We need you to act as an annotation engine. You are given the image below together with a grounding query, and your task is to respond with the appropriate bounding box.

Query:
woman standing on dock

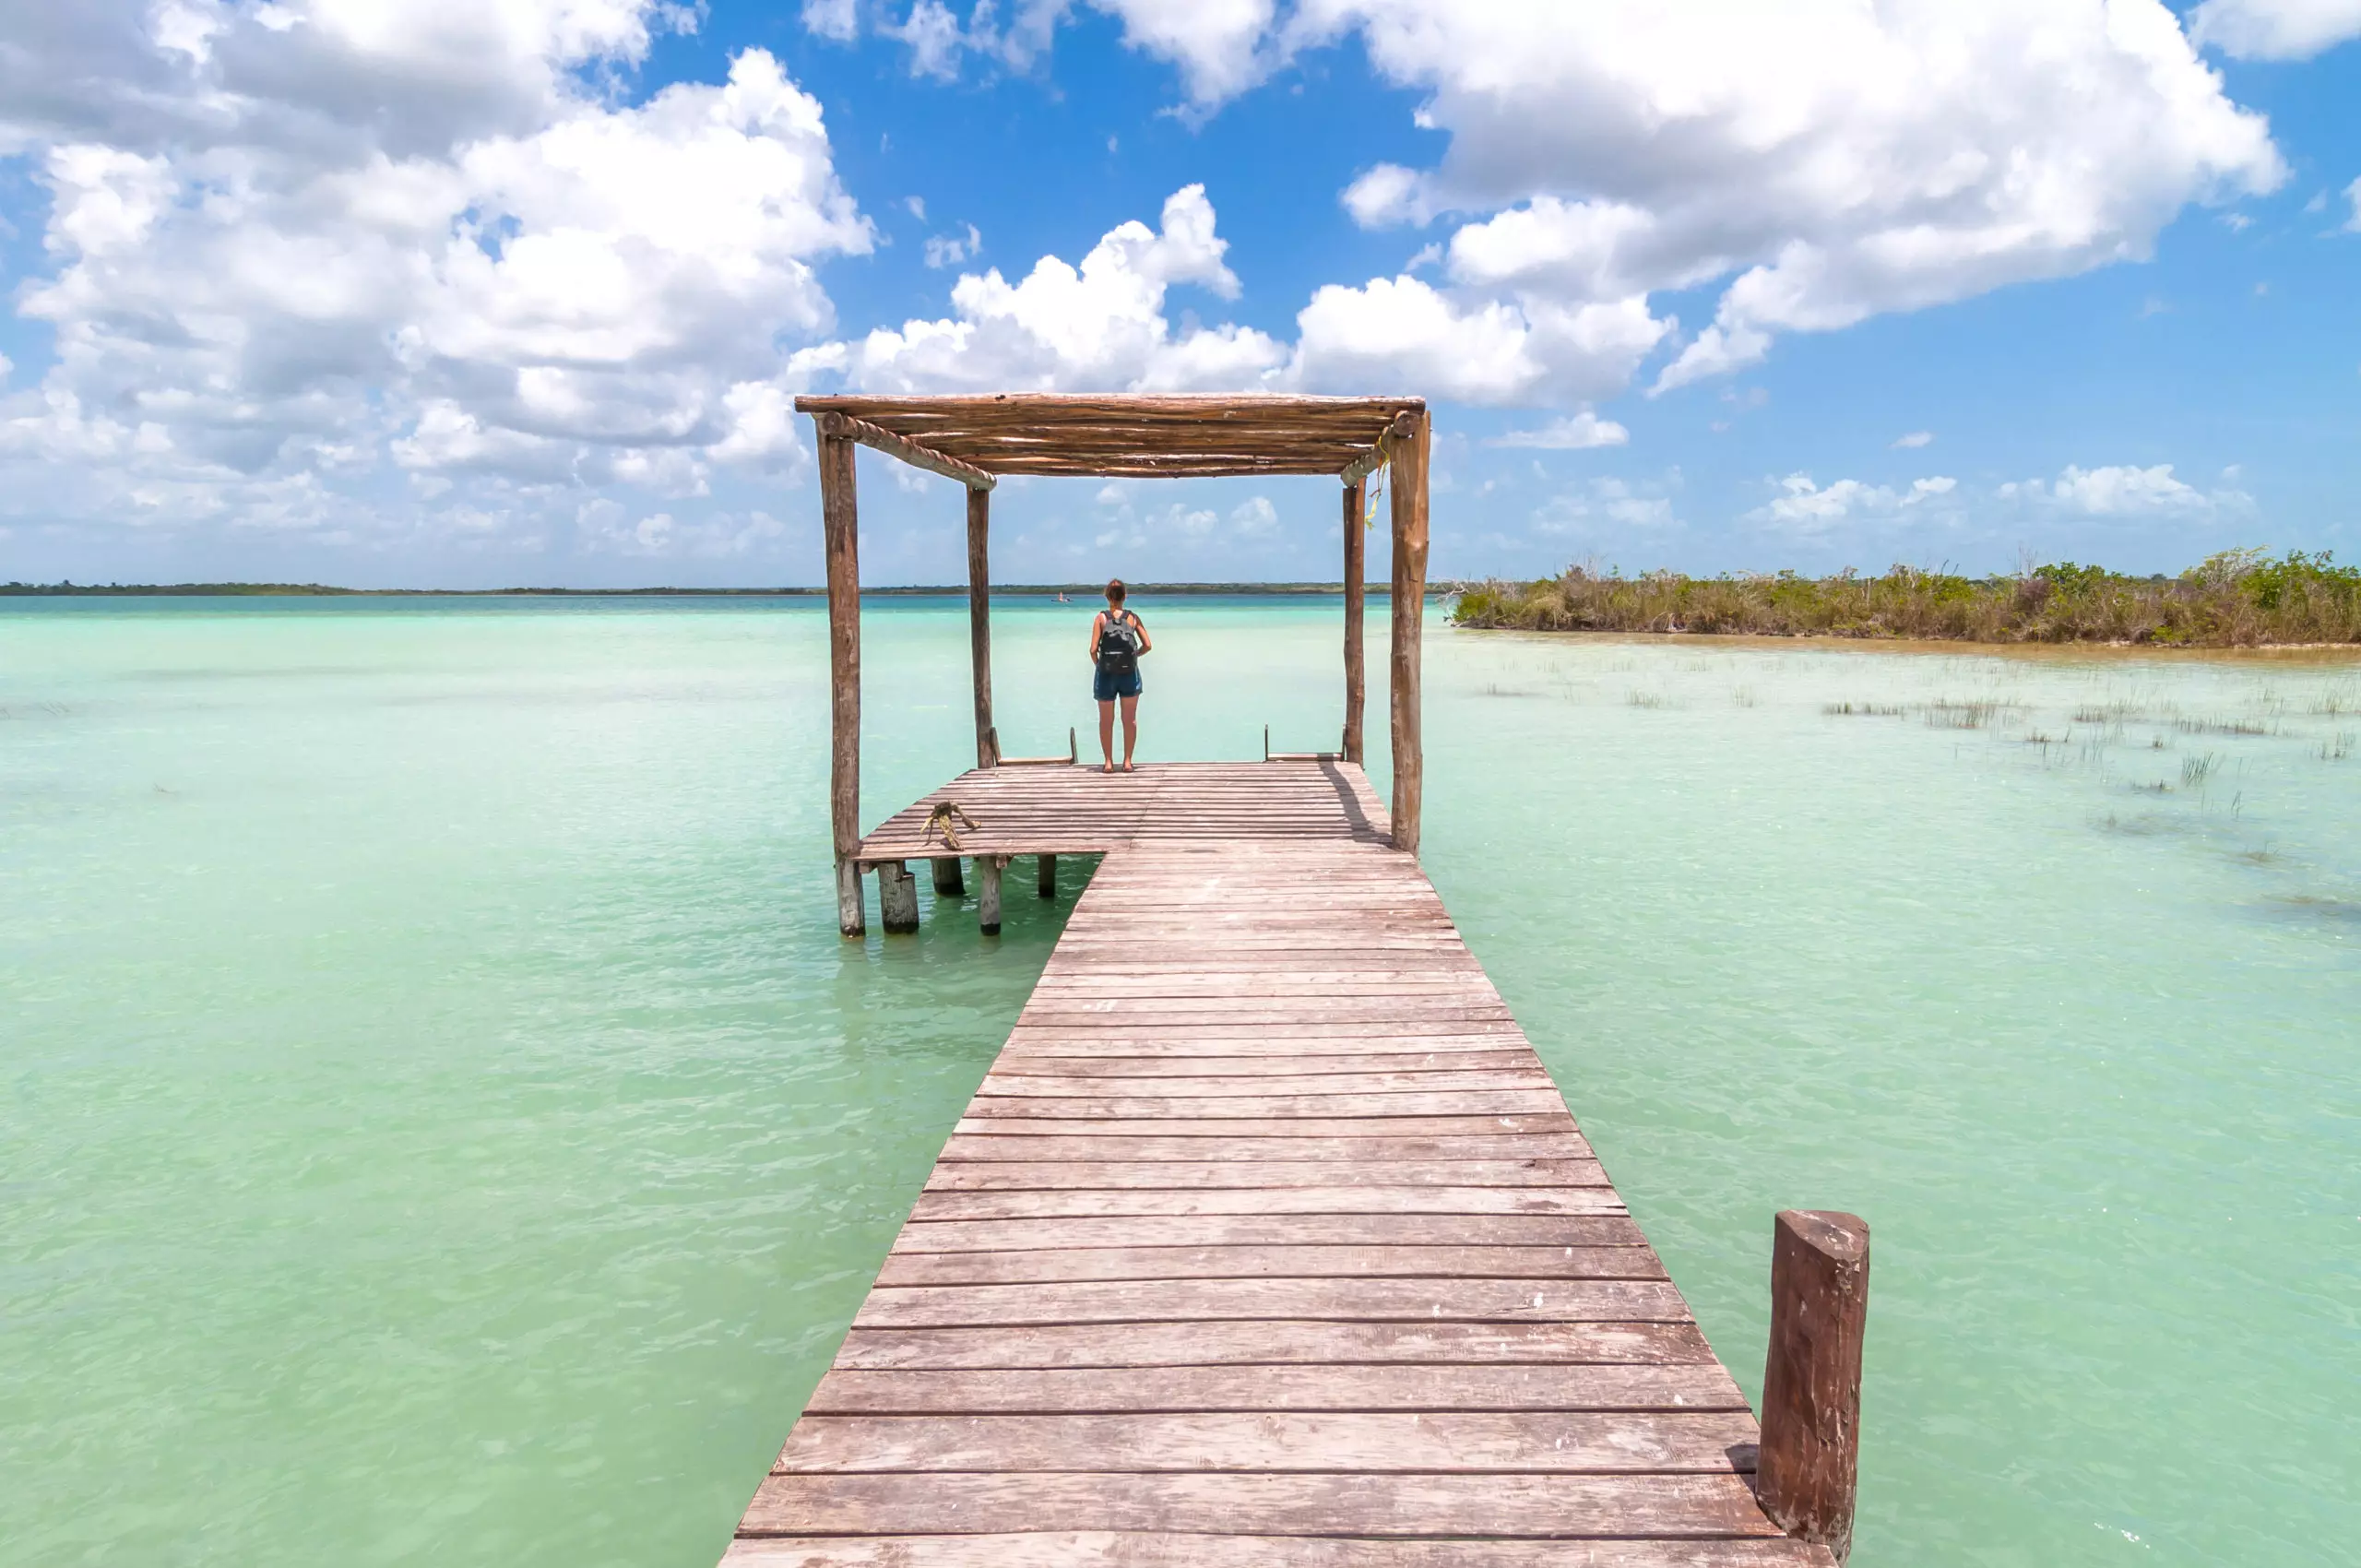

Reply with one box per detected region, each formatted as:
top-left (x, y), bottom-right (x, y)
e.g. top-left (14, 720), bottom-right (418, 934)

top-left (1089, 578), bottom-right (1151, 773)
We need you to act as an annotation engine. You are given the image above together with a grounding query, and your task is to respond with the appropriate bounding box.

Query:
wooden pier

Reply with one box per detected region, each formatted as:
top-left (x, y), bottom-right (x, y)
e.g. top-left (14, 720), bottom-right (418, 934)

top-left (726, 763), bottom-right (1846, 1565)
top-left (733, 394), bottom-right (1869, 1564)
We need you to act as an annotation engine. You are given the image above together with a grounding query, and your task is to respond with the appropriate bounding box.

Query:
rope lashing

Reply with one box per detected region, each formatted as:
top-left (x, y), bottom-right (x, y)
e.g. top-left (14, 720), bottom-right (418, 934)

top-left (922, 801), bottom-right (980, 851)
top-left (1362, 427), bottom-right (1394, 530)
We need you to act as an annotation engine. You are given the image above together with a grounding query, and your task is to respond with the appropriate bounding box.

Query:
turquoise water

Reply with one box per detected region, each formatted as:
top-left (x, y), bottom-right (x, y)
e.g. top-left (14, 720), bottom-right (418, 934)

top-left (3, 596), bottom-right (2355, 1566)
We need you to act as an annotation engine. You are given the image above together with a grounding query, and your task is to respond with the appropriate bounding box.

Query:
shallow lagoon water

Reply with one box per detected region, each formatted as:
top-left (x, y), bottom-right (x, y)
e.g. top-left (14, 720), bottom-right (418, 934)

top-left (3, 596), bottom-right (2355, 1566)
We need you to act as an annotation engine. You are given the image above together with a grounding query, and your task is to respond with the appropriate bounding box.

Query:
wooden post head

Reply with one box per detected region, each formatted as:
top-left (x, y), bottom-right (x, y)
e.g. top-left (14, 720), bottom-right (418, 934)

top-left (1758, 1208), bottom-right (1869, 1562)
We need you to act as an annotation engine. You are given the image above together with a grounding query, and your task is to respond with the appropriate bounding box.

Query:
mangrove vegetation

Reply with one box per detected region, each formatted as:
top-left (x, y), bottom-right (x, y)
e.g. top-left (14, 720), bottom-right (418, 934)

top-left (1450, 551), bottom-right (2361, 647)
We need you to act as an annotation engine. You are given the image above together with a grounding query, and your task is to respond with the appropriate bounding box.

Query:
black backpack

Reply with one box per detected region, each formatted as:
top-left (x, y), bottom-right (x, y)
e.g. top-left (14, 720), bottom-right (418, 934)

top-left (1097, 609), bottom-right (1141, 676)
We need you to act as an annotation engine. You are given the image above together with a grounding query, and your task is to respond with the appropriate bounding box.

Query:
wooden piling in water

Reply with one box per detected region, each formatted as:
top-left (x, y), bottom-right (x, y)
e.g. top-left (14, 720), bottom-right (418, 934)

top-left (1758, 1208), bottom-right (1870, 1562)
top-left (877, 861), bottom-right (919, 933)
top-left (931, 856), bottom-right (965, 897)
top-left (967, 487), bottom-right (995, 769)
top-left (1342, 476), bottom-right (1365, 765)
top-left (1037, 853), bottom-right (1057, 899)
top-left (977, 856), bottom-right (1003, 935)
top-left (819, 430), bottom-right (863, 936)
top-left (1388, 410), bottom-right (1430, 856)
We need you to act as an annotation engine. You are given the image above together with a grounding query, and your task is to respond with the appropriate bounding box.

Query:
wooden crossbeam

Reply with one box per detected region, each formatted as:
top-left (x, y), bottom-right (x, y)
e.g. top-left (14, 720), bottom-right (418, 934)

top-left (817, 411), bottom-right (997, 491)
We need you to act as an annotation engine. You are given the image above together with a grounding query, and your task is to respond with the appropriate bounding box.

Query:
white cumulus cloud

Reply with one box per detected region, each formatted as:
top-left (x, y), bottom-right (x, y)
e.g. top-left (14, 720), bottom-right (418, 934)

top-left (807, 184), bottom-right (1287, 393)
top-left (925, 223), bottom-right (983, 268)
top-left (1489, 412), bottom-right (1631, 450)
top-left (0, 3), bottom-right (871, 551)
top-left (2027, 463), bottom-right (2224, 516)
top-left (992, 0), bottom-right (2286, 405)
top-left (2189, 0), bottom-right (2361, 58)
top-left (1750, 472), bottom-right (1958, 532)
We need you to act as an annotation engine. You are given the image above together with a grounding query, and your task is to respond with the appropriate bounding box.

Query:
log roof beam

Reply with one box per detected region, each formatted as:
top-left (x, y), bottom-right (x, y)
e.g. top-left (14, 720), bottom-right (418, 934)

top-left (796, 394), bottom-right (1423, 481)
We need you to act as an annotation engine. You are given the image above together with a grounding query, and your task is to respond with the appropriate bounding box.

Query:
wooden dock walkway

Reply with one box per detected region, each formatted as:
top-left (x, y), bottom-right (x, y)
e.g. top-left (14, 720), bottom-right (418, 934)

top-left (725, 761), bottom-right (1837, 1567)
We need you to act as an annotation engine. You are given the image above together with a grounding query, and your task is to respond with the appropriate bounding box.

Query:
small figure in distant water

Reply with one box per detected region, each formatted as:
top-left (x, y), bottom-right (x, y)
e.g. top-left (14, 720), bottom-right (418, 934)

top-left (1055, 590), bottom-right (1070, 602)
top-left (1088, 578), bottom-right (1151, 773)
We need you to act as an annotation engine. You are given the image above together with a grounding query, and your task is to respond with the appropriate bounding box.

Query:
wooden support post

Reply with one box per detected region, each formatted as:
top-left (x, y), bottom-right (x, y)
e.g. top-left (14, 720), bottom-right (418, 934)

top-left (931, 856), bottom-right (965, 897)
top-left (977, 856), bottom-right (1003, 936)
top-left (820, 429), bottom-right (864, 935)
top-left (877, 861), bottom-right (919, 932)
top-left (1759, 1209), bottom-right (1871, 1563)
top-left (1037, 853), bottom-right (1057, 899)
top-left (1343, 477), bottom-right (1365, 765)
top-left (1388, 410), bottom-right (1430, 855)
top-left (967, 486), bottom-right (996, 768)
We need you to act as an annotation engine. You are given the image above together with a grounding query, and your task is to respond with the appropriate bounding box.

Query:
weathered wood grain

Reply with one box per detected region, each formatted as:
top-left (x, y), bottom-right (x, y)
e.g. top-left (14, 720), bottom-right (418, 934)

top-left (922, 1158), bottom-right (1608, 1191)
top-left (806, 1361), bottom-right (1744, 1414)
top-left (966, 486), bottom-right (994, 767)
top-left (1389, 410), bottom-right (1430, 853)
top-left (905, 1186), bottom-right (1628, 1221)
top-left (874, 1243), bottom-right (1661, 1287)
top-left (935, 1133), bottom-right (1593, 1161)
top-left (773, 1409), bottom-right (1762, 1473)
top-left (850, 1277), bottom-right (1688, 1329)
top-left (888, 1212), bottom-right (1647, 1253)
top-left (819, 431), bottom-right (863, 937)
top-left (1343, 476), bottom-right (1366, 764)
top-left (724, 1536), bottom-right (1835, 1568)
top-left (741, 1472), bottom-right (1786, 1538)
top-left (832, 1319), bottom-right (1722, 1371)
top-left (1757, 1210), bottom-right (1870, 1563)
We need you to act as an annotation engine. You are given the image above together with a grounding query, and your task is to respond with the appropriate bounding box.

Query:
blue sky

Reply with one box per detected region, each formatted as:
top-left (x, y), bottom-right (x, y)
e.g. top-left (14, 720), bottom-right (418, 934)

top-left (0, 0), bottom-right (2356, 588)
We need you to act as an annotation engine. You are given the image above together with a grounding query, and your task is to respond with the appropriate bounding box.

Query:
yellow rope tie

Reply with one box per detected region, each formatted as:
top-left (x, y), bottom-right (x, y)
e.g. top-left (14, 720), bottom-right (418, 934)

top-left (922, 801), bottom-right (979, 851)
top-left (1362, 429), bottom-right (1393, 529)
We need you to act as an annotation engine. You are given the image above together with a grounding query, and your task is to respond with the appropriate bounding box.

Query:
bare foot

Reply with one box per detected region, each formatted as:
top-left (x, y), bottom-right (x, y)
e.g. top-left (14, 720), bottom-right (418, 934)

top-left (1122, 760), bottom-right (1135, 772)
top-left (1101, 762), bottom-right (1116, 774)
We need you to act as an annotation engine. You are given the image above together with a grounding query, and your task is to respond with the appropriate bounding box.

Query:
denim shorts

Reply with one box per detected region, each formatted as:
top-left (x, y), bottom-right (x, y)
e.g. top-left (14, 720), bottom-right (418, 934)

top-left (1093, 667), bottom-right (1144, 703)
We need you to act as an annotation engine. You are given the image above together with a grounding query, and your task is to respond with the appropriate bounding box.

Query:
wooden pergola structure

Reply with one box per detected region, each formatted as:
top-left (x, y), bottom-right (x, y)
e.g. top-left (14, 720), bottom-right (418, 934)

top-left (796, 393), bottom-right (1431, 935)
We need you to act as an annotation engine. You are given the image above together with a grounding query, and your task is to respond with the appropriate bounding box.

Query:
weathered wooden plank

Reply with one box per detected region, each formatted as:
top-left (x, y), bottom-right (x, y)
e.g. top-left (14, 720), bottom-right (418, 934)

top-left (951, 1115), bottom-right (1582, 1140)
top-left (775, 1410), bottom-right (1762, 1474)
top-left (907, 1187), bottom-right (1629, 1221)
top-left (958, 1091), bottom-right (1571, 1119)
top-left (851, 1278), bottom-right (1688, 1328)
top-left (999, 1028), bottom-right (1528, 1050)
top-left (922, 1159), bottom-right (1609, 1191)
top-left (805, 1361), bottom-right (1743, 1415)
top-left (741, 1472), bottom-right (1786, 1538)
top-left (724, 1536), bottom-right (1834, 1568)
top-left (889, 1213), bottom-right (1647, 1253)
top-left (833, 1319), bottom-right (1721, 1371)
top-left (875, 1244), bottom-right (1666, 1286)
top-left (936, 1134), bottom-right (1593, 1162)
top-left (978, 1072), bottom-right (1557, 1099)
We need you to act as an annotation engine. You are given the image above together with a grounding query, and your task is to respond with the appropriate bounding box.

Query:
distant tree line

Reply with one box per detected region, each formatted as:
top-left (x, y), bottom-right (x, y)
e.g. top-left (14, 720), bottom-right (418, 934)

top-left (1449, 552), bottom-right (2361, 646)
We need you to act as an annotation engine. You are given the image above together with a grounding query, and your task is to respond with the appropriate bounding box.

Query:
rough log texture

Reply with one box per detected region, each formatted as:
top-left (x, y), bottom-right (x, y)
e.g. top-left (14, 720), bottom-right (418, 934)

top-left (792, 395), bottom-right (1425, 480)
top-left (1038, 853), bottom-right (1058, 900)
top-left (1388, 412), bottom-right (1430, 855)
top-left (1343, 479), bottom-right (1365, 765)
top-left (967, 487), bottom-right (996, 768)
top-left (817, 411), bottom-right (995, 491)
top-left (1757, 1210), bottom-right (1869, 1563)
top-left (821, 431), bottom-right (864, 936)
top-left (878, 861), bottom-right (919, 933)
top-left (931, 857), bottom-right (966, 897)
top-left (978, 856), bottom-right (1003, 936)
